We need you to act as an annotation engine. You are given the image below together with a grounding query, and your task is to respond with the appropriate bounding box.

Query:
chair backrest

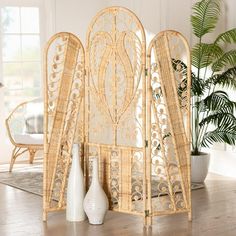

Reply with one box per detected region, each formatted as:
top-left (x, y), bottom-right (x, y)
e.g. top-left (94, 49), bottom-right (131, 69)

top-left (6, 98), bottom-right (43, 145)
top-left (24, 99), bottom-right (43, 134)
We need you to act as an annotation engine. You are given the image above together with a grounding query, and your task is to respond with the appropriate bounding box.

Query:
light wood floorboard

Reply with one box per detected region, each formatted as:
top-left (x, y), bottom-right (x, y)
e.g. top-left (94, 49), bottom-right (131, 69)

top-left (0, 174), bottom-right (236, 236)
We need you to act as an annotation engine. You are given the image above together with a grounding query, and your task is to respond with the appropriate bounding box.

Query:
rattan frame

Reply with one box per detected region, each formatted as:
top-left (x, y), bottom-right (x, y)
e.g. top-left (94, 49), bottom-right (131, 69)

top-left (43, 7), bottom-right (191, 226)
top-left (5, 99), bottom-right (43, 172)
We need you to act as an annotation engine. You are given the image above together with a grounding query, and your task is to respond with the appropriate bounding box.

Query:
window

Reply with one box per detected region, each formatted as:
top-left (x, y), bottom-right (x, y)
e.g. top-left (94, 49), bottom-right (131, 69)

top-left (0, 1), bottom-right (43, 113)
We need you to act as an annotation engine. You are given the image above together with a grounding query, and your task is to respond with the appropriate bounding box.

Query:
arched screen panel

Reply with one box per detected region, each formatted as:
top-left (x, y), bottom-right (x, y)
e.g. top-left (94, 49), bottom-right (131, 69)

top-left (43, 32), bottom-right (85, 220)
top-left (147, 30), bottom-right (191, 220)
top-left (85, 7), bottom-right (147, 215)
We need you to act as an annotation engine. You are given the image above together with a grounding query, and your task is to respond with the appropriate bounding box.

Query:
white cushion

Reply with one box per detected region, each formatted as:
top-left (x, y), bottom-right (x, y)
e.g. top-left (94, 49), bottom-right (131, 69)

top-left (24, 101), bottom-right (44, 134)
top-left (14, 134), bottom-right (43, 145)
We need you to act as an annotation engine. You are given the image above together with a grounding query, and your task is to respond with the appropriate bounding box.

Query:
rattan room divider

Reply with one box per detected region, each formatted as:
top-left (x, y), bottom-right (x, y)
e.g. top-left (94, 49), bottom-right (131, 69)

top-left (43, 7), bottom-right (191, 226)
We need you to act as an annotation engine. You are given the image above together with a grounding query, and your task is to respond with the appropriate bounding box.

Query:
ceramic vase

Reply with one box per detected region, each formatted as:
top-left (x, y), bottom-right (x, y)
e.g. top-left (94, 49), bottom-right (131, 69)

top-left (83, 157), bottom-right (109, 225)
top-left (66, 144), bottom-right (86, 222)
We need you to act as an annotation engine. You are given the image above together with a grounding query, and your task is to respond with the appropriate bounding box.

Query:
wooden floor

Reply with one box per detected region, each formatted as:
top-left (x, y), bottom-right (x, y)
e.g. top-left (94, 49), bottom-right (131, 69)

top-left (0, 174), bottom-right (236, 236)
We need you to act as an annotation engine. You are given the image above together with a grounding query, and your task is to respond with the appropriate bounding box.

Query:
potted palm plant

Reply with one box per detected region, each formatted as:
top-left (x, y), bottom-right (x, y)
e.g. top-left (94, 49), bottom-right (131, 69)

top-left (190, 0), bottom-right (236, 182)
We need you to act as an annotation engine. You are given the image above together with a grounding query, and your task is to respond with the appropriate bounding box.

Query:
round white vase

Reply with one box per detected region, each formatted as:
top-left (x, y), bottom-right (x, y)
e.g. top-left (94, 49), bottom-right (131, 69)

top-left (83, 157), bottom-right (109, 225)
top-left (66, 144), bottom-right (86, 222)
top-left (191, 152), bottom-right (210, 183)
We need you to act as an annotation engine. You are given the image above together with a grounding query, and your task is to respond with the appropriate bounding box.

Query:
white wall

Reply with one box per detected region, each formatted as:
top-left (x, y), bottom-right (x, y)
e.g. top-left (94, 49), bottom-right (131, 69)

top-left (42, 0), bottom-right (236, 52)
top-left (105, 0), bottom-right (192, 45)
top-left (209, 148), bottom-right (236, 178)
top-left (1, 0), bottom-right (235, 174)
top-left (49, 0), bottom-right (106, 43)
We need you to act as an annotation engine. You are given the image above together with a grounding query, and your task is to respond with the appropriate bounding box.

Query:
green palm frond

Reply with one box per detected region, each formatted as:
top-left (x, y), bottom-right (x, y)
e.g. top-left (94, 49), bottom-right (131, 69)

top-left (197, 90), bottom-right (236, 112)
top-left (191, 0), bottom-right (221, 38)
top-left (190, 0), bottom-right (236, 153)
top-left (206, 67), bottom-right (236, 89)
top-left (192, 76), bottom-right (205, 96)
top-left (200, 112), bottom-right (236, 127)
top-left (212, 50), bottom-right (236, 72)
top-left (214, 28), bottom-right (236, 44)
top-left (191, 43), bottom-right (223, 69)
top-left (202, 126), bottom-right (236, 147)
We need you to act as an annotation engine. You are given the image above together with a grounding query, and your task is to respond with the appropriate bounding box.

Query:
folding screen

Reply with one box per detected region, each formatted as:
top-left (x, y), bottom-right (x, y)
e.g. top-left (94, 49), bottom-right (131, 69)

top-left (43, 7), bottom-right (191, 226)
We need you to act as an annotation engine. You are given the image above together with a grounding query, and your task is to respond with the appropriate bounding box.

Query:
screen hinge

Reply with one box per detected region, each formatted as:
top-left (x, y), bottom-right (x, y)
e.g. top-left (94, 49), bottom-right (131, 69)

top-left (145, 140), bottom-right (148, 147)
top-left (145, 68), bottom-right (148, 76)
top-left (145, 210), bottom-right (150, 217)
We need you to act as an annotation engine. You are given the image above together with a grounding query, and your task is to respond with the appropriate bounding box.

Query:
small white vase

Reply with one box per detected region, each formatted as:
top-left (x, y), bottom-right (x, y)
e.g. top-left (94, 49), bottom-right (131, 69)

top-left (83, 157), bottom-right (109, 225)
top-left (66, 144), bottom-right (86, 222)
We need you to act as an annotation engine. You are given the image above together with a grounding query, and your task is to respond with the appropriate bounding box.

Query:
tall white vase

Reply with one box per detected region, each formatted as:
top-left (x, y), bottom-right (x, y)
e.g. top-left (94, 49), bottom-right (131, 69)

top-left (83, 157), bottom-right (109, 225)
top-left (66, 144), bottom-right (86, 222)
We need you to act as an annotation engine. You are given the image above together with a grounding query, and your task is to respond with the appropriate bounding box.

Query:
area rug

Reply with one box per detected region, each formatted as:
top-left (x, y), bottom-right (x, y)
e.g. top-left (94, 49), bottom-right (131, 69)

top-left (0, 160), bottom-right (43, 195)
top-left (0, 161), bottom-right (204, 197)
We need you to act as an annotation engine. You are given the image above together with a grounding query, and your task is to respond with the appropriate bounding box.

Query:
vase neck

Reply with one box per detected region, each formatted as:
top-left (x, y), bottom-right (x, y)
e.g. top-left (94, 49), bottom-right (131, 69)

top-left (72, 144), bottom-right (79, 166)
top-left (92, 157), bottom-right (99, 184)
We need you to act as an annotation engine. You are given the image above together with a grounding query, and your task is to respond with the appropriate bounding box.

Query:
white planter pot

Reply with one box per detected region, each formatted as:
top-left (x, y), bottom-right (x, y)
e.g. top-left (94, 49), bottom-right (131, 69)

top-left (191, 152), bottom-right (210, 183)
